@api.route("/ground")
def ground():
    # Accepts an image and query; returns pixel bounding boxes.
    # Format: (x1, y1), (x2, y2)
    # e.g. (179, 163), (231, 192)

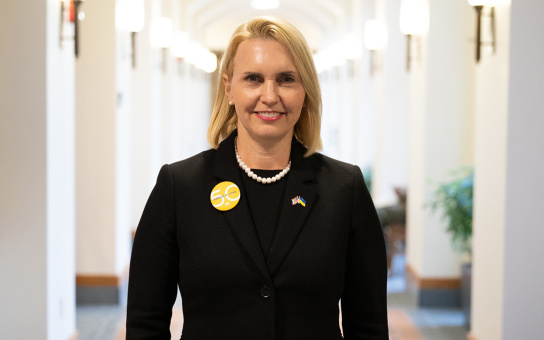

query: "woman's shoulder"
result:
(306, 152), (360, 179)
(293, 140), (357, 176)
(166, 148), (217, 180)
(170, 148), (215, 166)
(306, 153), (368, 198)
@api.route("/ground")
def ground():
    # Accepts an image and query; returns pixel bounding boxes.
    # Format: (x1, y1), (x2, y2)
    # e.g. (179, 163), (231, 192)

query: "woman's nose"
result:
(260, 81), (279, 106)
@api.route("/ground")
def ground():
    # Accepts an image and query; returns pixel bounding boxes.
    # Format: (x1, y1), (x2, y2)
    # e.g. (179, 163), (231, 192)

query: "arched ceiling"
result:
(182, 0), (357, 51)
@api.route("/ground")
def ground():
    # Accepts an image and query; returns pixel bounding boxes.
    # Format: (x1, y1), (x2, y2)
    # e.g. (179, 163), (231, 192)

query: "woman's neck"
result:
(236, 131), (292, 170)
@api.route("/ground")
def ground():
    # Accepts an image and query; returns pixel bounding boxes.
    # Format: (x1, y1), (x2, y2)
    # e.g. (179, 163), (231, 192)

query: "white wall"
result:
(0, 2), (48, 335)
(130, 0), (154, 229)
(320, 1), (376, 171)
(76, 0), (131, 276)
(148, 0), (166, 180)
(406, 0), (475, 278)
(502, 1), (544, 336)
(470, 3), (510, 339)
(371, 0), (410, 207)
(46, 0), (77, 337)
(354, 0), (377, 171)
(0, 0), (76, 338)
(472, 1), (544, 338)
(115, 23), (134, 275)
(75, 0), (215, 281)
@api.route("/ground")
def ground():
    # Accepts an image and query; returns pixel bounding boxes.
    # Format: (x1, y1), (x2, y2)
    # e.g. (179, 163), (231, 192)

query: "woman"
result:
(126, 17), (388, 340)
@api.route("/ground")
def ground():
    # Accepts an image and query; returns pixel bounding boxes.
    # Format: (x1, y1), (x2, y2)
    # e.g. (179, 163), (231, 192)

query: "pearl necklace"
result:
(235, 137), (291, 184)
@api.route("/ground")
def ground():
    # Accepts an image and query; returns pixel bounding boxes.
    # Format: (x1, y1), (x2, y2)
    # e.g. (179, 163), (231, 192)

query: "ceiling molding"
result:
(182, 0), (350, 50)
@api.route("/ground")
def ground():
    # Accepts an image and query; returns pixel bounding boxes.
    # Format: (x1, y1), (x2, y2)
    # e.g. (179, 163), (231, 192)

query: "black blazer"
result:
(126, 131), (389, 340)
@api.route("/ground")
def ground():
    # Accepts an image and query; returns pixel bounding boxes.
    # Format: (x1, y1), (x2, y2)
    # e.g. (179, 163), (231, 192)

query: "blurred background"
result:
(1, 0), (543, 339)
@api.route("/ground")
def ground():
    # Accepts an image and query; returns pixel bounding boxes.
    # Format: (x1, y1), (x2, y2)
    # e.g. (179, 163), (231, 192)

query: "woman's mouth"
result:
(255, 111), (284, 121)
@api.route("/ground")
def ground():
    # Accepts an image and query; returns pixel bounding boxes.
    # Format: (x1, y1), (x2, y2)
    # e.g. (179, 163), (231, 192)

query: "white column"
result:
(371, 0), (410, 206)
(76, 0), (132, 301)
(470, 3), (510, 338)
(406, 0), (476, 300)
(354, 0), (378, 171)
(130, 0), (154, 229)
(471, 0), (544, 338)
(502, 0), (544, 335)
(148, 0), (167, 180)
(0, 1), (76, 338)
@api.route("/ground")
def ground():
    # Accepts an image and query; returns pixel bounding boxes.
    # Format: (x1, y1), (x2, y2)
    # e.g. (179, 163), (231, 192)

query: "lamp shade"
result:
(313, 50), (330, 73)
(150, 17), (173, 48)
(199, 51), (218, 73)
(115, 0), (145, 32)
(364, 20), (388, 50)
(399, 0), (429, 35)
(171, 31), (190, 58)
(467, 0), (509, 6)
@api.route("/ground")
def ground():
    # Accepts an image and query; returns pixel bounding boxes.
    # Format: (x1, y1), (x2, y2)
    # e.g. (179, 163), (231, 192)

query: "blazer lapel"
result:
(266, 141), (319, 276)
(213, 131), (271, 281)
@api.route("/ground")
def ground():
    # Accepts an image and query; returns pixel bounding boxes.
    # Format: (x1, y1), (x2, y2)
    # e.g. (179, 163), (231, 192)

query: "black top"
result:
(126, 130), (389, 340)
(240, 168), (289, 259)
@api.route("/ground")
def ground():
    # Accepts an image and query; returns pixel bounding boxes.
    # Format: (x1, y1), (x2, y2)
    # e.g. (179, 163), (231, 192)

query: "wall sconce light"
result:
(73, 0), (84, 57)
(399, 0), (429, 71)
(342, 33), (363, 77)
(150, 17), (174, 74)
(178, 39), (218, 74)
(59, 0), (85, 57)
(312, 34), (363, 75)
(171, 31), (191, 59)
(116, 0), (145, 68)
(467, 0), (508, 62)
(170, 32), (217, 75)
(172, 31), (191, 76)
(364, 19), (388, 75)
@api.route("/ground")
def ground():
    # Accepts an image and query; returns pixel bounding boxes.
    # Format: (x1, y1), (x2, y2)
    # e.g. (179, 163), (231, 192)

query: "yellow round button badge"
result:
(210, 181), (240, 211)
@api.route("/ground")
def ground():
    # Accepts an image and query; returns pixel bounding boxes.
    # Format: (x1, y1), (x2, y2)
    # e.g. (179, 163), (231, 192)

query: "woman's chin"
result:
(249, 128), (294, 144)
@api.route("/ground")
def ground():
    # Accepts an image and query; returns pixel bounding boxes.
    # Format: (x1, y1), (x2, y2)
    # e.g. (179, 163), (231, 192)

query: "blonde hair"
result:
(207, 17), (323, 157)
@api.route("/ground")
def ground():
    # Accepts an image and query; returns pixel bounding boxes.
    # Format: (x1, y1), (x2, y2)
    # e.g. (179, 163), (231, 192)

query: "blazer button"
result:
(260, 285), (272, 298)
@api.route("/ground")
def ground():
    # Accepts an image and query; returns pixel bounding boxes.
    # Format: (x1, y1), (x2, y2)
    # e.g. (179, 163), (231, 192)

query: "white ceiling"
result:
(182, 0), (358, 51)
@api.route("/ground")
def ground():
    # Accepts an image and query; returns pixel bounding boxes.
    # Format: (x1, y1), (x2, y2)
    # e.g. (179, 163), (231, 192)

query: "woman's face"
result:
(224, 39), (306, 145)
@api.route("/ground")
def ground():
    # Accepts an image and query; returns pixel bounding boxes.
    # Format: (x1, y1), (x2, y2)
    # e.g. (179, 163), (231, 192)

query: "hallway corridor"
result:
(4, 1), (543, 338)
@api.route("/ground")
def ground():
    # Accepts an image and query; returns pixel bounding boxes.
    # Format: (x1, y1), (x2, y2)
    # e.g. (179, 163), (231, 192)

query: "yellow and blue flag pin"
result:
(291, 196), (306, 207)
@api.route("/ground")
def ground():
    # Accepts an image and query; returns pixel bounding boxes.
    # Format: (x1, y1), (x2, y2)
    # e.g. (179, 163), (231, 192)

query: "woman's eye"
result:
(281, 76), (295, 83)
(245, 75), (260, 82)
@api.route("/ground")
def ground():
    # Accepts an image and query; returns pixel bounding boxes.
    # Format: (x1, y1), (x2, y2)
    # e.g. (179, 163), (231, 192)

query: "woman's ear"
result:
(223, 74), (231, 99)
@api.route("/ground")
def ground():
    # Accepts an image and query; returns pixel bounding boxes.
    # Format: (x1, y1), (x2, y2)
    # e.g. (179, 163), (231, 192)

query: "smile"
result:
(254, 111), (284, 121)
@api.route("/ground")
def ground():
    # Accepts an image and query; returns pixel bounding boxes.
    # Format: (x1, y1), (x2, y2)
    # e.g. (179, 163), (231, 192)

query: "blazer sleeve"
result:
(126, 164), (180, 339)
(341, 165), (389, 339)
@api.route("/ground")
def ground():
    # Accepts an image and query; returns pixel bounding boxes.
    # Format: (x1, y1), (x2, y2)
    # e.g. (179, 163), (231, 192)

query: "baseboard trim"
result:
(406, 263), (461, 307)
(406, 263), (461, 289)
(76, 275), (120, 287)
(76, 265), (130, 305)
(76, 264), (130, 287)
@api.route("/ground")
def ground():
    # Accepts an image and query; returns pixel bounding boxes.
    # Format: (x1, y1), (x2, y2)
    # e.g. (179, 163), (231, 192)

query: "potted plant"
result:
(429, 167), (473, 326)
